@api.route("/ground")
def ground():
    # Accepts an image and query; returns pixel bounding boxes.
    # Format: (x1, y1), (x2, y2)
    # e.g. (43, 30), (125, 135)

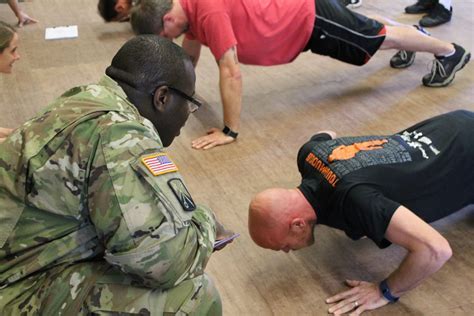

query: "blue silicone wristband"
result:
(379, 279), (399, 303)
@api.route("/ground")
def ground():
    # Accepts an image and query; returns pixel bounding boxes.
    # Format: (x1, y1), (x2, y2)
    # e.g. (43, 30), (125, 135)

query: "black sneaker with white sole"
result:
(423, 43), (471, 87)
(390, 50), (416, 69)
(390, 26), (429, 69)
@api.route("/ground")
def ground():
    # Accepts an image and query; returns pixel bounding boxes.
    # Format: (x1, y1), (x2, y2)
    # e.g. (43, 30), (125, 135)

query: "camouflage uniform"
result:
(0, 76), (221, 315)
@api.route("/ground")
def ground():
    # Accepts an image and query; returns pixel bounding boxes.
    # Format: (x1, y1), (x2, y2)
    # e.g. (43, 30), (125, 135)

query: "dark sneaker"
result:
(342, 0), (362, 9)
(390, 50), (416, 69)
(390, 25), (429, 69)
(420, 3), (452, 27)
(405, 0), (436, 14)
(423, 43), (471, 87)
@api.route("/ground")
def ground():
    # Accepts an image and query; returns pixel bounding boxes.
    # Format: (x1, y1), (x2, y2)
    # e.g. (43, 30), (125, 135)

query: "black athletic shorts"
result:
(303, 0), (386, 66)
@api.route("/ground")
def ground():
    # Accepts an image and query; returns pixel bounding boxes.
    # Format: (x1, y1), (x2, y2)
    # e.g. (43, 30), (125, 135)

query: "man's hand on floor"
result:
(191, 127), (235, 150)
(326, 280), (389, 315)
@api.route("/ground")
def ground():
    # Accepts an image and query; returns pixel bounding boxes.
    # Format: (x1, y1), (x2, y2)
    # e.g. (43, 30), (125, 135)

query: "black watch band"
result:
(222, 125), (238, 139)
(379, 279), (399, 303)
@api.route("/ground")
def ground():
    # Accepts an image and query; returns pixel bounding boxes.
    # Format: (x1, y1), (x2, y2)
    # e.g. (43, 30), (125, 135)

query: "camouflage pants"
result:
(80, 267), (222, 316)
(1, 263), (221, 316)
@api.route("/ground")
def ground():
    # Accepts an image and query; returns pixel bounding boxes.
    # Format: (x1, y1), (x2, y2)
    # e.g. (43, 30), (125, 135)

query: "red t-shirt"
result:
(180, 0), (315, 66)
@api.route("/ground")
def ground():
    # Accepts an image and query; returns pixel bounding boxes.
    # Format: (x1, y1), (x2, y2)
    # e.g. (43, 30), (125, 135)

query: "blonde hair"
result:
(0, 21), (16, 53)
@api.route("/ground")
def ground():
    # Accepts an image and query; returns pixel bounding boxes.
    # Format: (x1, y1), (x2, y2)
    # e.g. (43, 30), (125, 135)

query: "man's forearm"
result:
(219, 64), (242, 132)
(384, 206), (452, 298)
(7, 0), (21, 17)
(386, 245), (451, 297)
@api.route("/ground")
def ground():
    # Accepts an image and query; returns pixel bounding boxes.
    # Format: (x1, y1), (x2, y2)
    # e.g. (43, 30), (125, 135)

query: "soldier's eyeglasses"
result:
(169, 87), (202, 113)
(151, 86), (202, 113)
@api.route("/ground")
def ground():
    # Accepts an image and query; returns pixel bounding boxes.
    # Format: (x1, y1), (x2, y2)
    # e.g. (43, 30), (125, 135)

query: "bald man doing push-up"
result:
(249, 110), (474, 315)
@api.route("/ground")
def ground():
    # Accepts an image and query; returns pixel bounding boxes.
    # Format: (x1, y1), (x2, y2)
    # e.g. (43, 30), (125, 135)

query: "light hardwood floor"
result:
(1, 0), (473, 315)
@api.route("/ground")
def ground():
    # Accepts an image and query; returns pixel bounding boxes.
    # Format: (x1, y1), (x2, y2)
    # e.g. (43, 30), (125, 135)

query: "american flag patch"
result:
(141, 153), (178, 176)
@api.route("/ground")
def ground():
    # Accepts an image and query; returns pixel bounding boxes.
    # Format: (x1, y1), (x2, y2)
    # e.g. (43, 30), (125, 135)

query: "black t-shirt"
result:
(297, 110), (474, 248)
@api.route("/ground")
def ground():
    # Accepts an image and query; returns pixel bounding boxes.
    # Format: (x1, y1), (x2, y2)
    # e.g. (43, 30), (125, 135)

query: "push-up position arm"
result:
(7, 0), (38, 27)
(182, 38), (202, 68)
(327, 205), (452, 315)
(191, 46), (242, 150)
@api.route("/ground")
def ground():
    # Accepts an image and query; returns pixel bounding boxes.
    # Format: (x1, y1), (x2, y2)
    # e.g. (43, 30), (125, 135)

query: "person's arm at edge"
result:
(89, 124), (218, 289)
(182, 38), (202, 68)
(0, 127), (14, 143)
(326, 205), (452, 315)
(7, 0), (38, 27)
(191, 46), (241, 150)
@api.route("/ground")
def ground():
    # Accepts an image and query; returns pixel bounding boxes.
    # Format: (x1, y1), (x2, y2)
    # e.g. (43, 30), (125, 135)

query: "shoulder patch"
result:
(141, 153), (178, 176)
(168, 178), (196, 212)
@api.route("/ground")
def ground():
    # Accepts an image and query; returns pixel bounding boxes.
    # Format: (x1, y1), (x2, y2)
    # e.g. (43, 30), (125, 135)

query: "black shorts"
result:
(304, 0), (386, 66)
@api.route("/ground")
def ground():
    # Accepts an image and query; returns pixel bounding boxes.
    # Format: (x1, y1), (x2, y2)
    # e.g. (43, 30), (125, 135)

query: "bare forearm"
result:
(386, 248), (450, 297)
(190, 47), (240, 150)
(219, 71), (242, 132)
(7, 0), (21, 17)
(384, 206), (452, 298)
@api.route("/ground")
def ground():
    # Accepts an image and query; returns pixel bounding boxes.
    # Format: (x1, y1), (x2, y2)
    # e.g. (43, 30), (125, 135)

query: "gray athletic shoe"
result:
(423, 43), (471, 87)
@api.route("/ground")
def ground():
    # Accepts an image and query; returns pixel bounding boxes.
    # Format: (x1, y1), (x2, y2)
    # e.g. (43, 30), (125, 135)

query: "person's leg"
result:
(81, 268), (222, 315)
(304, 0), (386, 66)
(376, 18), (469, 87)
(438, 0), (451, 10)
(0, 262), (109, 315)
(306, 0), (470, 87)
(380, 25), (453, 55)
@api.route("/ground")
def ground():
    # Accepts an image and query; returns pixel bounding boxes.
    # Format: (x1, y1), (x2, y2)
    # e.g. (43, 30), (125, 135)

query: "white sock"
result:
(438, 0), (451, 10)
(438, 49), (455, 58)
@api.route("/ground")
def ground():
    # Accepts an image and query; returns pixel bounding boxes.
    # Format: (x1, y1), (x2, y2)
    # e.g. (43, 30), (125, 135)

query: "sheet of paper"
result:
(45, 25), (78, 40)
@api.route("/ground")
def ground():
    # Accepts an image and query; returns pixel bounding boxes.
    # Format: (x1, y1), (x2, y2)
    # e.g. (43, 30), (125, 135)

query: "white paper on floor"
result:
(45, 25), (78, 40)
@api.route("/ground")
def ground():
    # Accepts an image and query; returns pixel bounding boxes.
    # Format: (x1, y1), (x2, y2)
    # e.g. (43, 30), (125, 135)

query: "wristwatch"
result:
(379, 279), (399, 303)
(222, 125), (238, 139)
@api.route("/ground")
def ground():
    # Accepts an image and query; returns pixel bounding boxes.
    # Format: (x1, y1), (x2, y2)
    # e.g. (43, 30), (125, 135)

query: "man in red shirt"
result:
(130, 0), (470, 150)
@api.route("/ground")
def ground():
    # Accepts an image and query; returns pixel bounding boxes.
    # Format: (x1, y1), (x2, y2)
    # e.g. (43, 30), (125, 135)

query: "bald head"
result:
(248, 188), (317, 252)
(249, 188), (291, 248)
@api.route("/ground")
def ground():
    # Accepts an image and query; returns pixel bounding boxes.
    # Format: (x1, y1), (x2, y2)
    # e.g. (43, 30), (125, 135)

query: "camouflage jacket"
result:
(0, 76), (216, 313)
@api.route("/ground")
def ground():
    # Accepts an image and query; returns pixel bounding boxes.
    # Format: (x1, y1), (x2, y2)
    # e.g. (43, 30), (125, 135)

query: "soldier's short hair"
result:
(97, 0), (119, 22)
(106, 34), (192, 97)
(130, 0), (173, 35)
(0, 21), (16, 53)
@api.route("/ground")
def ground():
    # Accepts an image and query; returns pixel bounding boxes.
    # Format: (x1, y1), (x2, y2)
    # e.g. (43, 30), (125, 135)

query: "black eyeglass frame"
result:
(150, 86), (202, 113)
(169, 87), (202, 112)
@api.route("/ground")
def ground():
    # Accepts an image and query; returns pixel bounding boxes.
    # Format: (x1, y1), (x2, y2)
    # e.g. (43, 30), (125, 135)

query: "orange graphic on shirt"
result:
(328, 139), (388, 162)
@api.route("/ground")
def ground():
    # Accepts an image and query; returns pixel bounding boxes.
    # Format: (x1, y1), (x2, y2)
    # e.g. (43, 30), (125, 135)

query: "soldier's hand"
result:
(214, 220), (235, 251)
(215, 220), (234, 240)
(191, 128), (235, 150)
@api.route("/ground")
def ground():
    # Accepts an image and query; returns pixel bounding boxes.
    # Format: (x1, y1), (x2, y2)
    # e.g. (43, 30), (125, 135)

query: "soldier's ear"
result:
(152, 86), (170, 112)
(114, 0), (130, 13)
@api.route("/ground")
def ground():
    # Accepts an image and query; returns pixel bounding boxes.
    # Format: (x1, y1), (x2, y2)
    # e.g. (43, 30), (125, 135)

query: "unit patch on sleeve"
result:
(168, 178), (196, 212)
(141, 153), (179, 176)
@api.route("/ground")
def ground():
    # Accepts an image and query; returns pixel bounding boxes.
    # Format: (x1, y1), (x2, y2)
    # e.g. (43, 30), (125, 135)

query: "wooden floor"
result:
(1, 0), (473, 315)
